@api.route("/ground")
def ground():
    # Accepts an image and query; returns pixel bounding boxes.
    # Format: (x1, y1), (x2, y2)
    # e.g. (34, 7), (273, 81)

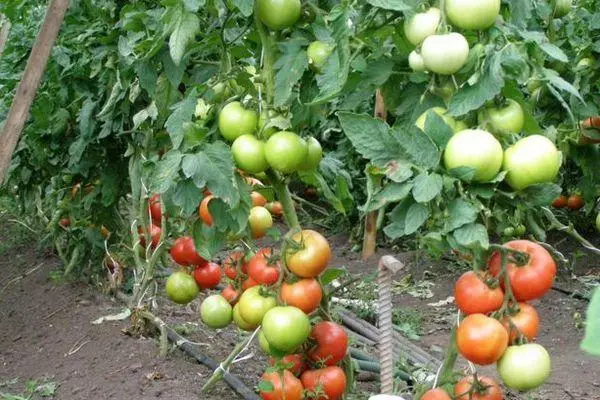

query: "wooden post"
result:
(362, 89), (387, 260)
(0, 0), (70, 182)
(0, 15), (11, 58)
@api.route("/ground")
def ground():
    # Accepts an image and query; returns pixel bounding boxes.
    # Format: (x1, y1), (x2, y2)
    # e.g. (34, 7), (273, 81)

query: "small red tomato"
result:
(222, 285), (239, 304)
(567, 194), (584, 210)
(552, 195), (568, 208)
(247, 248), (281, 285)
(193, 262), (222, 289)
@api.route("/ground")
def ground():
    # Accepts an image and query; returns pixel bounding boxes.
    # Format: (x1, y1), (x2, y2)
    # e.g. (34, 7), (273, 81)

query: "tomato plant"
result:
(285, 230), (331, 278)
(261, 306), (311, 353)
(238, 286), (277, 326)
(502, 303), (539, 342)
(445, 0), (501, 30)
(444, 129), (503, 182)
(247, 248), (281, 285)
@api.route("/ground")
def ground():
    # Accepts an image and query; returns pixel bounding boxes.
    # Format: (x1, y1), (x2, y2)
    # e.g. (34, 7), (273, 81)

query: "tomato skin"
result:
(265, 131), (308, 173)
(232, 134), (269, 174)
(262, 306), (311, 353)
(270, 354), (307, 377)
(233, 303), (256, 330)
(251, 191), (268, 207)
(454, 271), (504, 315)
(298, 137), (323, 171)
(260, 370), (304, 400)
(200, 295), (232, 329)
(166, 271), (199, 304)
(444, 129), (503, 182)
(301, 366), (347, 400)
(266, 201), (283, 217)
(172, 236), (207, 266)
(59, 217), (71, 228)
(248, 248), (281, 285)
(456, 314), (508, 365)
(567, 194), (584, 210)
(245, 177), (264, 187)
(421, 388), (451, 400)
(404, 8), (441, 46)
(221, 284), (240, 304)
(497, 344), (551, 391)
(421, 33), (470, 75)
(307, 41), (333, 72)
(285, 230), (331, 278)
(488, 240), (557, 301)
(280, 278), (322, 314)
(596, 213), (600, 232)
(257, 0), (302, 31)
(148, 194), (162, 225)
(478, 99), (525, 135)
(308, 321), (348, 366)
(238, 286), (277, 326)
(199, 195), (214, 226)
(503, 135), (561, 190)
(193, 262), (222, 289)
(218, 102), (257, 141)
(446, 0), (501, 30)
(249, 206), (273, 239)
(552, 195), (568, 208)
(409, 50), (426, 72)
(502, 303), (539, 343)
(454, 375), (502, 400)
(138, 224), (161, 248)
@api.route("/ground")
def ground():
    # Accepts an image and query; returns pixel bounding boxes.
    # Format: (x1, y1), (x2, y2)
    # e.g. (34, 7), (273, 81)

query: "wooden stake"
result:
(0, 0), (70, 182)
(0, 15), (11, 58)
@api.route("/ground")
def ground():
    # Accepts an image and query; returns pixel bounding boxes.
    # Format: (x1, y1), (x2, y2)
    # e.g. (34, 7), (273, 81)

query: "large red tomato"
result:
(260, 370), (303, 400)
(502, 302), (539, 343)
(180, 236), (207, 266)
(454, 375), (502, 400)
(488, 240), (557, 301)
(148, 194), (162, 225)
(248, 248), (281, 285)
(285, 230), (331, 278)
(456, 314), (508, 365)
(170, 237), (190, 266)
(280, 278), (322, 314)
(301, 366), (346, 400)
(454, 271), (504, 315)
(308, 321), (348, 366)
(193, 262), (222, 289)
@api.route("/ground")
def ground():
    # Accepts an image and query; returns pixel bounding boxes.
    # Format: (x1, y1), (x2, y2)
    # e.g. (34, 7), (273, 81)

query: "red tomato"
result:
(148, 194), (162, 225)
(260, 370), (303, 400)
(251, 191), (268, 207)
(280, 278), (322, 314)
(199, 195), (214, 226)
(59, 217), (71, 228)
(454, 271), (504, 315)
(182, 236), (208, 266)
(138, 224), (161, 248)
(221, 285), (240, 304)
(285, 230), (331, 278)
(223, 251), (245, 279)
(308, 322), (348, 366)
(193, 262), (222, 289)
(567, 194), (584, 210)
(269, 354), (307, 377)
(301, 366), (346, 400)
(242, 276), (259, 291)
(502, 302), (539, 343)
(248, 248), (281, 285)
(454, 375), (503, 400)
(422, 388), (451, 400)
(488, 240), (557, 301)
(456, 314), (508, 365)
(170, 237), (190, 266)
(552, 195), (568, 208)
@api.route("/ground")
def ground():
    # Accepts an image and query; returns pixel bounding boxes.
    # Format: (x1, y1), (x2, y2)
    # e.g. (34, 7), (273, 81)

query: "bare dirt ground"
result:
(0, 218), (598, 400)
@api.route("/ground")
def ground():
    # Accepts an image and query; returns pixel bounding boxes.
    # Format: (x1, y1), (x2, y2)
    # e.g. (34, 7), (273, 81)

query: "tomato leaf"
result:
(165, 89), (198, 148)
(453, 223), (489, 250)
(321, 268), (346, 286)
(404, 203), (430, 235)
(230, 0), (253, 16)
(423, 112), (454, 149)
(412, 173), (443, 203)
(192, 220), (226, 260)
(519, 183), (562, 206)
(164, 3), (200, 65)
(505, 0), (534, 28)
(149, 150), (183, 194)
(172, 178), (203, 215)
(581, 287), (600, 357)
(383, 198), (413, 239)
(364, 182), (413, 213)
(274, 37), (309, 107)
(257, 380), (274, 393)
(445, 199), (478, 232)
(366, 0), (417, 11)
(517, 30), (568, 63)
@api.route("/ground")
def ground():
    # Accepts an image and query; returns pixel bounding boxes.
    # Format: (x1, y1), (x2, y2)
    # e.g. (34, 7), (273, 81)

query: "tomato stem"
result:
(265, 169), (300, 231)
(254, 2), (275, 104)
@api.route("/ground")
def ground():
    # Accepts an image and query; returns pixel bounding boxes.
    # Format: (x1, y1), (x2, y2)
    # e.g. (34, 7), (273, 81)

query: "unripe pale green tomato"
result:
(421, 33), (470, 75)
(416, 107), (463, 133)
(218, 102), (258, 141)
(478, 99), (525, 135)
(233, 303), (256, 331)
(554, 0), (572, 17)
(231, 134), (268, 174)
(200, 295), (233, 329)
(257, 0), (301, 30)
(446, 0), (501, 30)
(249, 206), (273, 239)
(403, 8), (441, 46)
(258, 330), (287, 357)
(408, 50), (426, 72)
(238, 286), (277, 326)
(261, 306), (311, 353)
(444, 129), (503, 182)
(497, 344), (551, 391)
(454, 120), (468, 132)
(298, 137), (323, 170)
(165, 271), (199, 304)
(307, 41), (333, 72)
(265, 131), (308, 173)
(503, 135), (561, 190)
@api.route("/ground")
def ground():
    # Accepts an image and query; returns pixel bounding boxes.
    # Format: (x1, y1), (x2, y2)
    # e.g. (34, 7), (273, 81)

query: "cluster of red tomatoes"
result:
(552, 193), (584, 211)
(421, 240), (557, 399)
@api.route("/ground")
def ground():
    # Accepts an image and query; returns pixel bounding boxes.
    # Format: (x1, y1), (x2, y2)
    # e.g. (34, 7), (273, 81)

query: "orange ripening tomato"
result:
(421, 388), (451, 400)
(221, 285), (240, 304)
(285, 230), (331, 278)
(456, 314), (508, 365)
(502, 302), (539, 343)
(454, 271), (504, 315)
(199, 195), (214, 226)
(260, 370), (303, 400)
(488, 240), (556, 301)
(454, 375), (503, 400)
(552, 195), (568, 208)
(280, 278), (322, 314)
(251, 191), (268, 207)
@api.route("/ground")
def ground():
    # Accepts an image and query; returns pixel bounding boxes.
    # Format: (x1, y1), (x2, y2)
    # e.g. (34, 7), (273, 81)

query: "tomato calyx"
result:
(456, 374), (495, 398)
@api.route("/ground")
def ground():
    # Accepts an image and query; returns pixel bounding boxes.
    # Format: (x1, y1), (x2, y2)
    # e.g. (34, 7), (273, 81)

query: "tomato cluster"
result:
(552, 193), (584, 211)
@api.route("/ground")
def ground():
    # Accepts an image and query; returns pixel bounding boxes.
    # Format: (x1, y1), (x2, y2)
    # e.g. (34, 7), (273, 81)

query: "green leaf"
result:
(581, 287), (600, 357)
(412, 173), (443, 203)
(453, 223), (489, 249)
(274, 37), (309, 107)
(192, 220), (226, 260)
(258, 380), (275, 393)
(135, 61), (157, 95)
(184, 0), (204, 12)
(149, 150), (183, 193)
(321, 268), (346, 286)
(445, 199), (478, 231)
(391, 126), (441, 169)
(505, 0), (533, 28)
(542, 68), (583, 102)
(423, 112), (454, 149)
(172, 179), (203, 215)
(365, 182), (413, 212)
(383, 198), (413, 239)
(518, 30), (568, 62)
(367, 0), (417, 11)
(385, 161), (413, 183)
(448, 166), (476, 182)
(520, 183), (562, 206)
(404, 203), (430, 235)
(164, 4), (200, 65)
(165, 90), (198, 148)
(231, 0), (253, 16)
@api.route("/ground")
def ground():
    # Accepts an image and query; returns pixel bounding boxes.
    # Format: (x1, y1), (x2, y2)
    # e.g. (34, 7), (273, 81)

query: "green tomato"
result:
(515, 224), (526, 236)
(200, 295), (233, 329)
(503, 227), (515, 237)
(218, 102), (258, 141)
(416, 107), (462, 133)
(257, 0), (301, 30)
(232, 134), (268, 174)
(479, 99), (525, 135)
(444, 129), (503, 182)
(165, 271), (199, 304)
(237, 286), (277, 326)
(446, 0), (501, 30)
(497, 344), (551, 391)
(577, 57), (594, 70)
(298, 137), (323, 171)
(421, 33), (470, 75)
(261, 306), (311, 353)
(258, 330), (287, 358)
(596, 213), (600, 232)
(403, 8), (441, 46)
(233, 303), (256, 331)
(265, 131), (308, 173)
(408, 51), (426, 72)
(307, 41), (333, 72)
(554, 0), (572, 17)
(503, 135), (561, 190)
